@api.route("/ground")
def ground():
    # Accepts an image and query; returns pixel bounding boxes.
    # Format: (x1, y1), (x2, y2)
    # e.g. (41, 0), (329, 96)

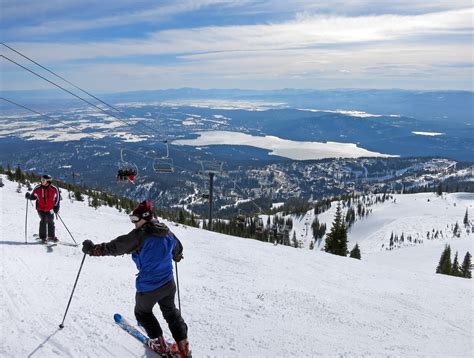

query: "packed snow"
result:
(0, 176), (472, 357)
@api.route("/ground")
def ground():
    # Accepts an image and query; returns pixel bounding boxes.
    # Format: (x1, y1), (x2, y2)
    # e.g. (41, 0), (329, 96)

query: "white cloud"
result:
(2, 0), (249, 36)
(2, 7), (472, 91)
(6, 8), (471, 63)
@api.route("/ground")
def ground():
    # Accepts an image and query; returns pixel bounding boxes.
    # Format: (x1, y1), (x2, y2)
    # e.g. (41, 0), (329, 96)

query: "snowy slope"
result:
(1, 176), (472, 357)
(280, 192), (472, 254)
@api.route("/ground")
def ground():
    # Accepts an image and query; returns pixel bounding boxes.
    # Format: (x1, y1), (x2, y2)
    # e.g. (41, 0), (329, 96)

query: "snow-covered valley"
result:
(1, 176), (472, 357)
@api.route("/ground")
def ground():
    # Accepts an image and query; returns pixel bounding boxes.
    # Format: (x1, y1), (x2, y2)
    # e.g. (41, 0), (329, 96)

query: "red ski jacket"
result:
(31, 184), (60, 212)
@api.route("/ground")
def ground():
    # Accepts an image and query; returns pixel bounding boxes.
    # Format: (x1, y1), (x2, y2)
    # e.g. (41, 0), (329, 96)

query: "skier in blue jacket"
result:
(82, 200), (190, 357)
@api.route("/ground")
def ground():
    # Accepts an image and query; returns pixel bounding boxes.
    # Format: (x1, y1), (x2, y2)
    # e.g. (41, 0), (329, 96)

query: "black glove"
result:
(25, 192), (31, 200)
(173, 253), (184, 262)
(53, 206), (59, 214)
(82, 240), (94, 254)
(82, 240), (102, 256)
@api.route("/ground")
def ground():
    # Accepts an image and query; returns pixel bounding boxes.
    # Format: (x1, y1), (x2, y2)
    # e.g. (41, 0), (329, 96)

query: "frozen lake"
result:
(173, 130), (397, 160)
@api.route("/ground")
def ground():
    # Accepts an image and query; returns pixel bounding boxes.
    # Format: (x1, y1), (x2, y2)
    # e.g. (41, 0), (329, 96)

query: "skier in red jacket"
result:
(25, 174), (61, 243)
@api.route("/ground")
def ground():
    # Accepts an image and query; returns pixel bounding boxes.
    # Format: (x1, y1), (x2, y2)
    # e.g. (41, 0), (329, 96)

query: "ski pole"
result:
(175, 261), (181, 312)
(57, 213), (78, 245)
(59, 253), (86, 329)
(24, 200), (29, 244)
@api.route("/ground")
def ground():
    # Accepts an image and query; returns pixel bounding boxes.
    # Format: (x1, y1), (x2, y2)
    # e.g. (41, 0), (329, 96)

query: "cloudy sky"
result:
(1, 0), (473, 92)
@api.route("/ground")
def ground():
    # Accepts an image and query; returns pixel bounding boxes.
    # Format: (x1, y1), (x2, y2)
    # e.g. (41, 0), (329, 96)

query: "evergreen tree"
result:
(349, 243), (361, 260)
(74, 190), (84, 202)
(318, 223), (326, 239)
(345, 207), (356, 227)
(6, 165), (13, 181)
(324, 203), (348, 256)
(91, 196), (100, 209)
(14, 166), (24, 182)
(460, 252), (472, 279)
(292, 231), (298, 248)
(189, 213), (198, 227)
(178, 210), (186, 224)
(463, 209), (469, 227)
(436, 245), (452, 275)
(453, 222), (461, 238)
(451, 252), (461, 277)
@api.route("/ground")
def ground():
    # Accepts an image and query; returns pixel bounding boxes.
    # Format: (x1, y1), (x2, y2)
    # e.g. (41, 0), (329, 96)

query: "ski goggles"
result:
(129, 214), (141, 223)
(129, 211), (151, 223)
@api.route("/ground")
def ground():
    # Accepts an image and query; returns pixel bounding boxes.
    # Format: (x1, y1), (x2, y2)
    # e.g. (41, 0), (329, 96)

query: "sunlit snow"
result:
(0, 176), (472, 357)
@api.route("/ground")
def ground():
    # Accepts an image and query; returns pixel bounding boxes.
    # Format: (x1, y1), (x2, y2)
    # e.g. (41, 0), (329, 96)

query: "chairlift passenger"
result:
(117, 167), (137, 183)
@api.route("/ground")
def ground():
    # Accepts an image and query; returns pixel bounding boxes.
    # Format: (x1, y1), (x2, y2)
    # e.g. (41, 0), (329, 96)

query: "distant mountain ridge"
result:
(2, 88), (473, 124)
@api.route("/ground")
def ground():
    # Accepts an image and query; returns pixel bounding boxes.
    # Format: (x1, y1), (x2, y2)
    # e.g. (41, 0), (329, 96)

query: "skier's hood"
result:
(141, 219), (170, 237)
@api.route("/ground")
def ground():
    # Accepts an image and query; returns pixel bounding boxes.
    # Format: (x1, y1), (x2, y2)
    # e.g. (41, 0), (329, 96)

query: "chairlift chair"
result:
(153, 140), (174, 173)
(153, 157), (174, 173)
(199, 160), (224, 175)
(117, 149), (138, 183)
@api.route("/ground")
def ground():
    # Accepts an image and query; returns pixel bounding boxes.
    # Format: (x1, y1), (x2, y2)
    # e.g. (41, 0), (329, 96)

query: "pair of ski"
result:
(114, 314), (184, 357)
(33, 234), (78, 247)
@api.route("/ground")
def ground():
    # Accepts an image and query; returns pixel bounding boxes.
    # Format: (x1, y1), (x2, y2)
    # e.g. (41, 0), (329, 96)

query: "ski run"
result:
(1, 175), (472, 357)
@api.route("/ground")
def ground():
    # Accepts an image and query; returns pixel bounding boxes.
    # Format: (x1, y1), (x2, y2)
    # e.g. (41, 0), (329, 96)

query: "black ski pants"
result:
(134, 279), (188, 342)
(38, 211), (55, 239)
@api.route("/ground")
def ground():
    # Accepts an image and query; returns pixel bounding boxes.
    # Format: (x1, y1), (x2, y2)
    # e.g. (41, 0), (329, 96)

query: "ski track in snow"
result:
(1, 175), (473, 357)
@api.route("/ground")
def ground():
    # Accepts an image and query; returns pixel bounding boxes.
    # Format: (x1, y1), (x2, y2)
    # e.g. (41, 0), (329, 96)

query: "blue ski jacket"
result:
(131, 232), (176, 292)
(95, 220), (183, 292)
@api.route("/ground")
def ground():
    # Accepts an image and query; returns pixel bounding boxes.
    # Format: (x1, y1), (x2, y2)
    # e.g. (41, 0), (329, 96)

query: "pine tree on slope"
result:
(349, 243), (361, 260)
(453, 222), (461, 238)
(324, 203), (348, 256)
(290, 231), (297, 248)
(461, 252), (472, 279)
(451, 252), (461, 277)
(436, 245), (452, 275)
(74, 190), (84, 202)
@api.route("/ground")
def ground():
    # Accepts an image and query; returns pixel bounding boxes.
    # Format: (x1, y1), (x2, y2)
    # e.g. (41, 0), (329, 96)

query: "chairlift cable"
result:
(2, 96), (215, 178)
(1, 42), (128, 118)
(1, 44), (220, 165)
(1, 46), (225, 175)
(1, 43), (172, 139)
(232, 180), (263, 213)
(1, 55), (163, 138)
(0, 96), (161, 164)
(0, 54), (175, 157)
(0, 96), (107, 143)
(0, 52), (189, 164)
